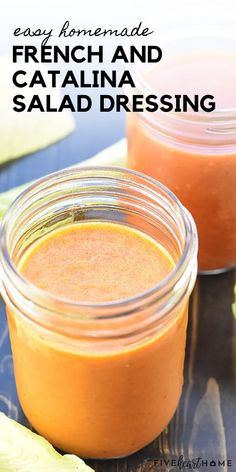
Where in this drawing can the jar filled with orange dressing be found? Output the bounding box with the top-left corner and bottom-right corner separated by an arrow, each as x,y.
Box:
0,167 -> 197,458
127,25 -> 236,273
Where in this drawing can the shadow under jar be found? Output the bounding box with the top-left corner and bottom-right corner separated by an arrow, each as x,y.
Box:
127,26 -> 236,273
0,167 -> 197,459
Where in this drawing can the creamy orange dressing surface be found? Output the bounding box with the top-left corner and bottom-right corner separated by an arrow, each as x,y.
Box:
20,222 -> 173,302
7,221 -> 189,458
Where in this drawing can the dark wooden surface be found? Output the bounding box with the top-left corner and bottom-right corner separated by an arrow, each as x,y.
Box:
0,114 -> 236,472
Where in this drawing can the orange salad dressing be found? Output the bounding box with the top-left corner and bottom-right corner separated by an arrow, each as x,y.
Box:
128,52 -> 236,271
7,222 -> 188,458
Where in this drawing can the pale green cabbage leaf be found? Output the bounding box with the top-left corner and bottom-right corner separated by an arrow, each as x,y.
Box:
0,139 -> 127,221
0,57 -> 75,166
0,413 -> 94,472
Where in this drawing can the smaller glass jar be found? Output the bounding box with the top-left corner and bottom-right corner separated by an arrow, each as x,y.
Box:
0,167 -> 197,459
127,24 -> 236,273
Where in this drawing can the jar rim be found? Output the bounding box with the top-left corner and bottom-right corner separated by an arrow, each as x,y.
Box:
128,30 -> 236,143
133,62 -> 236,119
0,166 -> 198,320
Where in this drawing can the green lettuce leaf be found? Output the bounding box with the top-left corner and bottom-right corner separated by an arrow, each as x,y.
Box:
0,56 -> 75,166
0,413 -> 94,472
233,285 -> 236,319
0,139 -> 127,221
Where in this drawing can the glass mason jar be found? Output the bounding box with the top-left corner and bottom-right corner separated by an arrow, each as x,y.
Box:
127,24 -> 236,273
0,167 -> 197,459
